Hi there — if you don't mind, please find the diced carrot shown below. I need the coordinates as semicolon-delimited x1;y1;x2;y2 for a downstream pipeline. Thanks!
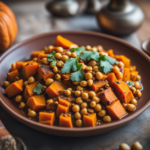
7;70;19;83
91;80;107;93
5;79;23;97
58;98;71;107
83;113;97;127
115;55;130;67
23;81;39;101
39;112;55;126
38;65;54;81
54;35;78;49
56;104;69;117
113;80;134;103
9;63;16;72
59;113;73;128
130;71;138;81
107;73;117;86
106;100;127;120
38;53;47;59
27;94;46;111
123;68;130;82
16;62;23;70
97;87;118;105
31;50;44;58
46;81;65;98
107;49;114;57
23;62;38;79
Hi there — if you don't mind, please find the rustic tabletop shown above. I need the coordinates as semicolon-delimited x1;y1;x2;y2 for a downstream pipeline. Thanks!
0;0;150;150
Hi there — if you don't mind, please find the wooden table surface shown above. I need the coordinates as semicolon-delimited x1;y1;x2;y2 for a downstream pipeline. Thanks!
0;0;150;150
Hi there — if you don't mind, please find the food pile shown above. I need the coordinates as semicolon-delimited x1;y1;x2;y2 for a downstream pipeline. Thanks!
3;35;142;128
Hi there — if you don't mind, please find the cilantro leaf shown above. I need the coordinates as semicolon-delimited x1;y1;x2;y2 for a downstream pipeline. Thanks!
33;83;43;95
61;58;78;73
77;63;82;70
127;81;134;87
70;70;84;82
47;57;54;62
99;55;118;65
99;60;113;74
52;60;57;66
47;51;56;62
71;47;84;55
80;51;99;61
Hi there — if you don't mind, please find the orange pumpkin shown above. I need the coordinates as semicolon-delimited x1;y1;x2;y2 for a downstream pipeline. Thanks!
0;1;17;51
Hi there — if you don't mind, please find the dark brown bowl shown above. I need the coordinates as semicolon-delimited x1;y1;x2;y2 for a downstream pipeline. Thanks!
0;31;150;137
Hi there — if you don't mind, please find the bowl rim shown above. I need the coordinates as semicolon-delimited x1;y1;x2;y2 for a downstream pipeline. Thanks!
0;30;150;133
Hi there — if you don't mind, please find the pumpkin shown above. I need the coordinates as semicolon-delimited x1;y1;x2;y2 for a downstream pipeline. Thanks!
0;1;17;51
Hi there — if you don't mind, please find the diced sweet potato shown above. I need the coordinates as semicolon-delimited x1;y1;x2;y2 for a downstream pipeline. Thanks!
106;100;127;120
9;63;16;72
39;112;55;125
59;113;73;128
16;62;23;70
27;94;46;111
56;104;69;117
23;81;39;101
91;80;107;93
23;62;38;79
130;71;138;81
5;79;23;97
97;87;118;105
83;113;97;127
31;50;44;58
61;73;71;80
107;49;114;57
46;81;65;98
115;55;130;67
107;73;117;86
54;35;78;49
38;65;54;81
129;66;136;72
7;70;19;83
113;80;134;103
123;68;130;82
58;98;71;107
38;53;47;59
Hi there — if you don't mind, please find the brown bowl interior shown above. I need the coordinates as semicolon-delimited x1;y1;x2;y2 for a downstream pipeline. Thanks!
0;31;150;137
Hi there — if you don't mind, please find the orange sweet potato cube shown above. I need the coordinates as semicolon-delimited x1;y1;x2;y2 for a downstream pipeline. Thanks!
91;80;107;92
123;68;130;82
38;53;47;59
38;65;54;81
129;66;136;72
113;81;134;103
98;87;118;105
27;94;46;111
130;71;138;81
56;104;69;117
46;81;65;98
83;113;97;127
61;73;71;80
59;114;73;128
5;79;23;97
58;98;71;107
115;55;130;67
23;62;38;79
107;73;117;86
16;62;23;70
31;50;44;58
7;70;19;83
107;49;114;57
23;81;39;101
107;100;127;120
39;112;55;125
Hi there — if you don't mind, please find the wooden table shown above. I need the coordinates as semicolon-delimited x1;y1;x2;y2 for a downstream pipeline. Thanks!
0;0;150;150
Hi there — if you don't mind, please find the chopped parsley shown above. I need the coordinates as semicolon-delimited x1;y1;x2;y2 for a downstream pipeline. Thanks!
127;81;134;87
33;83;43;94
47;51;56;66
80;51;99;61
71;47;84;55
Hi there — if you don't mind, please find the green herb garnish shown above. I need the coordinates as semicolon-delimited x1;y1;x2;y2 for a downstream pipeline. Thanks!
33;83;43;94
47;51;56;66
71;47;84;55
127;81;134;87
80;51;99;61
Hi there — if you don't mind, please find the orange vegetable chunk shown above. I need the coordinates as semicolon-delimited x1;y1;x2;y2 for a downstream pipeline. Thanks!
23;62;38;79
83;113;97;127
107;73;117;86
61;73;71;80
38;65;54;81
123;68;130;81
31;50;43;58
91;80;107;93
58;98;71;107
56;104;69;117
16;62;23;70
115;55;130;67
46;81;65;98
39;112;55;125
59;114;73;128
5;79;23;97
129;66;136;72
107;49;114;57
98;87;118;105
38;53;47;59
7;69;19;83
27;94;46;111
23;81;39;101
55;35;78;49
106;100;127;120
113;80;134;103
131;71;138;81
